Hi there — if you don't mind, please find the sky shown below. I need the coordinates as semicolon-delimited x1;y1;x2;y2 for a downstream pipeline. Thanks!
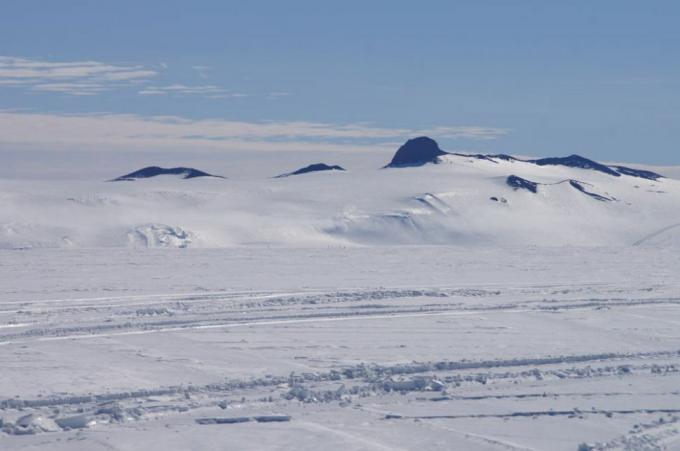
1;0;679;167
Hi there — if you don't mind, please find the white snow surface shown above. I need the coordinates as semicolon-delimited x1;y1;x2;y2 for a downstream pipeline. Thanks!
2;152;680;450
1;246;680;450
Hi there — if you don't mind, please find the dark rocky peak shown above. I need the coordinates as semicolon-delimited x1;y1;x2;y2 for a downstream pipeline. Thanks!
384;137;448;168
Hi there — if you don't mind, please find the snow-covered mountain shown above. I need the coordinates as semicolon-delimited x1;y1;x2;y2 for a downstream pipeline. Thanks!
1;137;678;249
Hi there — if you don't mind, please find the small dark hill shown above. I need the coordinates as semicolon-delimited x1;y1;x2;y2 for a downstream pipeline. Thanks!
506;175;539;193
384;137;448;168
111;166;224;181
529;155;621;177
275;163;346;178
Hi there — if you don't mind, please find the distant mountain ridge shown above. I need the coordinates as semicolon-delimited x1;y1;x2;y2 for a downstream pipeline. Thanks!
384;137;664;181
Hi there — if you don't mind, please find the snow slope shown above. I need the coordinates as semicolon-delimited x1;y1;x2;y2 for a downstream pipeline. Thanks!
0;140;678;248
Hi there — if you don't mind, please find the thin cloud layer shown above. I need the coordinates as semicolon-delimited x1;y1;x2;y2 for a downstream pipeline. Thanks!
0;111;509;152
0;56;157;95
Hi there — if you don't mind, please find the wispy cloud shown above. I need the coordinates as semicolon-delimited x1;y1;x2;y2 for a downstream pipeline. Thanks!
0;56;246;98
0;111;508;153
0;56;158;95
31;82;111;96
418;126;511;140
138;84;247;98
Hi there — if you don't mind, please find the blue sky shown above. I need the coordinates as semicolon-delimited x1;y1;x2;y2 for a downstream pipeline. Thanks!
1;0;679;164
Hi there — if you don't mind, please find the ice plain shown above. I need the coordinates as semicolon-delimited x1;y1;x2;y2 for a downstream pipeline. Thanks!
2;147;680;450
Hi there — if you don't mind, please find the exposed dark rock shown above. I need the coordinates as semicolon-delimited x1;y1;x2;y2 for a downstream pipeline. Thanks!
489;154;519;162
569;180;615;202
529;155;621;177
506;175;539;193
610;165;664;181
384;137;448;168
